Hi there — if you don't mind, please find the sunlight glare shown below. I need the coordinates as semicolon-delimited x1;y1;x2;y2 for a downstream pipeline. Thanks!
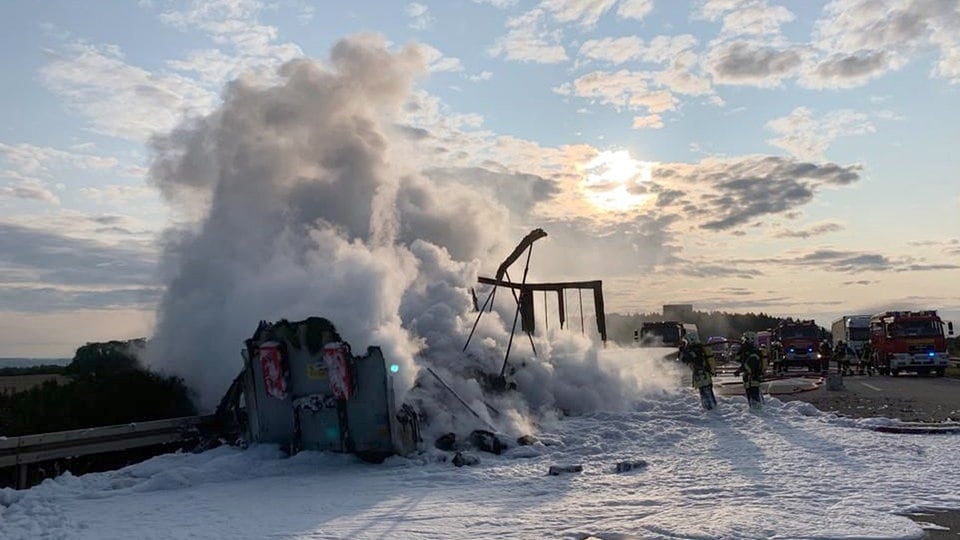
581;150;653;213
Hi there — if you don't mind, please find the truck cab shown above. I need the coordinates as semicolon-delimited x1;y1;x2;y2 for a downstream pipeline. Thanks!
870;310;953;376
638;321;683;347
775;320;824;372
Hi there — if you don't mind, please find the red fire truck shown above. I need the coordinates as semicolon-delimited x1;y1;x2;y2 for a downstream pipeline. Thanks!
774;319;825;371
869;310;954;377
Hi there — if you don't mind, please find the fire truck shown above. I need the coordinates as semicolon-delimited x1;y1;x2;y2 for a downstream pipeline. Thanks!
774;319;825;371
869;310;954;377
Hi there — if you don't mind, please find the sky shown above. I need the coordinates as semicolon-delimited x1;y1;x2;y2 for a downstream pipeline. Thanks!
1;0;959;357
2;349;959;538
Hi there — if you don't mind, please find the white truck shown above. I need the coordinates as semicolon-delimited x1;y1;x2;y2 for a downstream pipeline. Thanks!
831;315;871;356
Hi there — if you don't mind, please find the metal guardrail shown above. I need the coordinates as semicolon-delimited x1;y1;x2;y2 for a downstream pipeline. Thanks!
0;415;215;471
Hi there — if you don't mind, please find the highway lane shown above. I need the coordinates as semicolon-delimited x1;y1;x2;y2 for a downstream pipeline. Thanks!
777;372;960;422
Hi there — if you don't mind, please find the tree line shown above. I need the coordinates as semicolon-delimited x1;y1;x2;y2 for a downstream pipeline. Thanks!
606;310;803;345
0;339;196;437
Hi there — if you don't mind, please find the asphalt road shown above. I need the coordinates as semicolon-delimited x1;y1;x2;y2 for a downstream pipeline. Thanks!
776;372;960;422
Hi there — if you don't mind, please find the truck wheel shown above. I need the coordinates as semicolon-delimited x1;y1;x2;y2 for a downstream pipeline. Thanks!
936;368;945;377
891;368;900;377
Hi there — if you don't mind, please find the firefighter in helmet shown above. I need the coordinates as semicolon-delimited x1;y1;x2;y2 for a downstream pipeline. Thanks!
834;340;850;376
860;341;874;376
818;340;832;373
734;332;764;409
770;340;784;374
680;335;718;410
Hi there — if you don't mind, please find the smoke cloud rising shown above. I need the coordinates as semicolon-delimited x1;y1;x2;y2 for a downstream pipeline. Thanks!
145;34;677;438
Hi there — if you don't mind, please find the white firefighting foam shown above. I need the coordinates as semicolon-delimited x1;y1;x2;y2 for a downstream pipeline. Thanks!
143;34;659;439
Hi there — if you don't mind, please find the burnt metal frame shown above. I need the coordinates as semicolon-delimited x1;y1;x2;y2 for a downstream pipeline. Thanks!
462;229;607;379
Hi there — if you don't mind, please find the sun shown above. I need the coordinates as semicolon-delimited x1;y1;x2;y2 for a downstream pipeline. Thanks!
581;150;653;213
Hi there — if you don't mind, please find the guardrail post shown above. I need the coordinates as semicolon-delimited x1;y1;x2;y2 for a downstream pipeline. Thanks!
16;463;28;489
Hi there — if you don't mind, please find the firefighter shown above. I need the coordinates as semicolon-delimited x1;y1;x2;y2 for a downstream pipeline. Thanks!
860;341;874;376
681;336;718;410
818;340;832;373
834;340;850;376
734;333;764;410
677;337;689;364
771;341;784;374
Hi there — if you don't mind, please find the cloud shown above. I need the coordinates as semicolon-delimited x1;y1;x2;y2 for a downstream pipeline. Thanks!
578;36;645;64
158;0;303;64
651;156;861;231
766;107;877;160
406;3;434;31
706;40;805;86
617;0;654;20
907;238;960;257
0;142;118;174
802;0;960;87
773;221;844;239
896;263;960;272
0;176;60;205
467;71;493;82
159;0;304;85
554;70;679;114
732;247;960;275
746;248;893;273
41;0;310;141
417;43;464;72
0;222;157;287
671;259;764;279
540;0;654;26
541;0;619;27
40;42;218;141
424;167;560;216
488;9;569;63
0;286;162;312
574;34;712;110
472;0;517;6
695;0;795;37
632;114;665;129
642;34;701;63
79;184;158;204
0;143;126;206
801;51;894;89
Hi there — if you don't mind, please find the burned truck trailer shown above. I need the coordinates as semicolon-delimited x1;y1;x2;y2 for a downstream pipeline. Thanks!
220;317;420;461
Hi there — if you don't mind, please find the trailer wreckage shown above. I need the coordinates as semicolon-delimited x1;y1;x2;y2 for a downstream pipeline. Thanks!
216;317;421;462
216;229;609;462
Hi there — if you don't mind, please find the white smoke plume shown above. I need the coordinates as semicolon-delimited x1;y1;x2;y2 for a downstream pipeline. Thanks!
145;34;680;440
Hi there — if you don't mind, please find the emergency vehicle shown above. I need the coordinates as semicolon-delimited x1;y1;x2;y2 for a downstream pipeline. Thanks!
869;310;954;376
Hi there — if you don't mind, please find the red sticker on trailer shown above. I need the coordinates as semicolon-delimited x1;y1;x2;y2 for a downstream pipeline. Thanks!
259;342;288;399
323;342;352;400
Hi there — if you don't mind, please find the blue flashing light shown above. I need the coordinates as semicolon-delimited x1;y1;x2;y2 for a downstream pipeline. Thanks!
928;352;935;357
788;348;795;353
807;347;813;352
389;363;400;373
